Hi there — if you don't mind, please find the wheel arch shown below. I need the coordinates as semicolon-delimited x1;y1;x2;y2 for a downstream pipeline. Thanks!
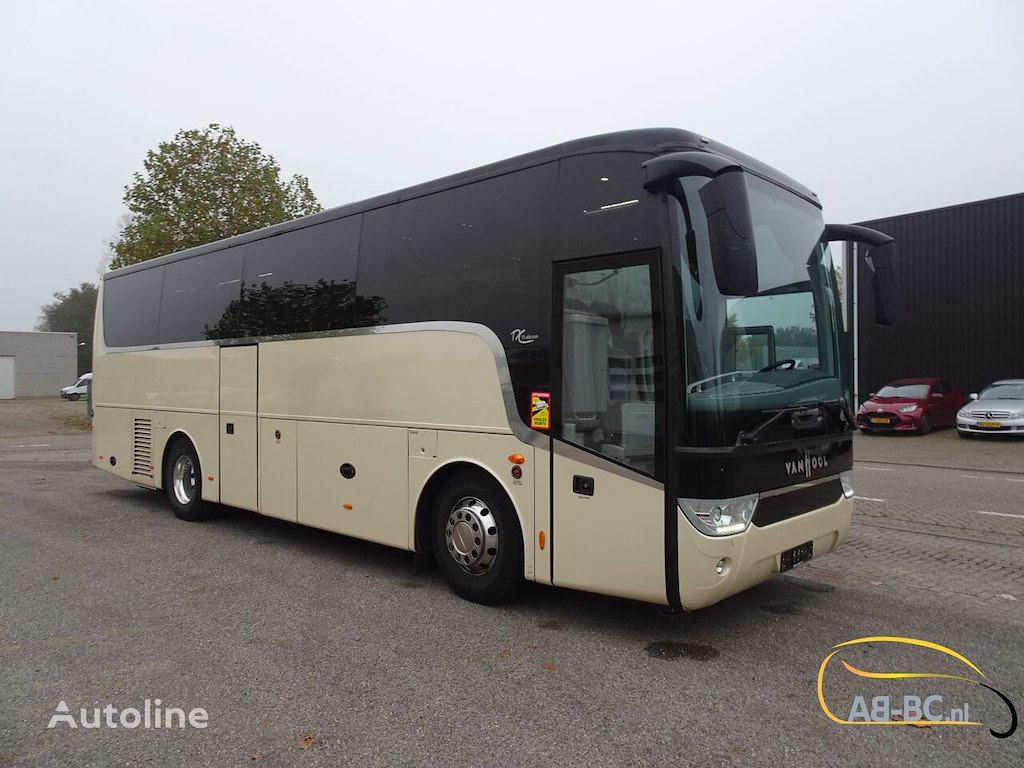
159;429;202;490
413;460;524;558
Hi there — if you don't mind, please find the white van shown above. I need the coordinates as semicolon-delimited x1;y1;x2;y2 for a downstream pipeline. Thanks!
60;372;92;401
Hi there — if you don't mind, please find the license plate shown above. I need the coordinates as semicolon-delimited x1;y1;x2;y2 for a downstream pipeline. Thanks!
781;541;814;572
869;417;890;424
978;421;1002;429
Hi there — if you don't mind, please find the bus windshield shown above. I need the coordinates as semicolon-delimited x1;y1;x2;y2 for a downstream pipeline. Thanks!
675;174;849;447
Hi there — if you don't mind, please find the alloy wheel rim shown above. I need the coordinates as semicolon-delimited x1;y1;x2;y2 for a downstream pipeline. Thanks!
172;455;195;506
445;496;499;575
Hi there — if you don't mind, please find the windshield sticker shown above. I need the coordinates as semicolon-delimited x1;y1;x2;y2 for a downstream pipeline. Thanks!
531;392;550;430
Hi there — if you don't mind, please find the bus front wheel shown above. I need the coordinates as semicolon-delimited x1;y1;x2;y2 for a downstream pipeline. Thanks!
432;472;524;605
164;438;208;522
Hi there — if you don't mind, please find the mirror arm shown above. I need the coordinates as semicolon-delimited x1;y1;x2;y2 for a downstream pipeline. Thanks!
821;223;893;247
641;152;741;190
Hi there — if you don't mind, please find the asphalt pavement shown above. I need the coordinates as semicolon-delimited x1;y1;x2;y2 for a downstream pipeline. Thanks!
0;429;1022;767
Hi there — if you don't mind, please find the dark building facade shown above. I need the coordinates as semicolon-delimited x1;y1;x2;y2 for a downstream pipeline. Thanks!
854;193;1023;402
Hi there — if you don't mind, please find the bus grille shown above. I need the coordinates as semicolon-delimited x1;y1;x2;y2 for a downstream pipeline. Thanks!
752;479;843;527
132;418;153;477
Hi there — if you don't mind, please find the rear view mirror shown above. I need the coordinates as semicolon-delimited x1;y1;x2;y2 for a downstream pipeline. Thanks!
970;393;978;400
865;241;897;326
699;171;758;297
642;152;757;297
821;224;896;327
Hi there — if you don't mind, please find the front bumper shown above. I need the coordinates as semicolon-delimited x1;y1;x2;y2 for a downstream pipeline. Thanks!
956;414;1024;435
677;494;852;610
857;411;921;431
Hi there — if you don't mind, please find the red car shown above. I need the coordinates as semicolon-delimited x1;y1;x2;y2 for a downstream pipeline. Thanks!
856;378;968;434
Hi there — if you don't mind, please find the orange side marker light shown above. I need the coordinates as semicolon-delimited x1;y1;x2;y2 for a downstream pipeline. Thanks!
207;476;214;482
539;531;546;550
508;454;526;465
343;503;353;510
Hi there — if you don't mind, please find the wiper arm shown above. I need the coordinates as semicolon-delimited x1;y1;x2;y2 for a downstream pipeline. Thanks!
816;398;853;428
737;405;807;446
736;399;847;446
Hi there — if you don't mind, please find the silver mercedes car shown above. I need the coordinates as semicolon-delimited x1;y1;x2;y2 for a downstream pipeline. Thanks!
956;379;1024;438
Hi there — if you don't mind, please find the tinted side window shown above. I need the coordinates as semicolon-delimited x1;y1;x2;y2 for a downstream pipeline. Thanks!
213;216;384;337
555;152;655;259
103;267;164;347
357;165;553;346
241;217;360;289
158;248;243;343
356;206;396;326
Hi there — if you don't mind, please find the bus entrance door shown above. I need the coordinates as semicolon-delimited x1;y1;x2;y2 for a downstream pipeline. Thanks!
550;257;667;605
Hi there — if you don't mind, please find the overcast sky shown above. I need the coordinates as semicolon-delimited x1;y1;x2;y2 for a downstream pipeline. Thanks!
1;0;1021;331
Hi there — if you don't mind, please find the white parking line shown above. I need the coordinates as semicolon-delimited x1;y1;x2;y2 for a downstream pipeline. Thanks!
858;467;896;472
1007;478;1024;483
973;510;1024;520
854;496;887;503
11;444;50;448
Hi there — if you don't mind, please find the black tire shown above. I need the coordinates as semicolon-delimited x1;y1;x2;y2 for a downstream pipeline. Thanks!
432;471;524;605
918;413;932;435
164;438;208;522
68;393;81;401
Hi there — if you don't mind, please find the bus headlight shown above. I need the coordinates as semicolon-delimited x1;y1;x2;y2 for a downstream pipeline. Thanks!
678;494;759;536
840;470;854;499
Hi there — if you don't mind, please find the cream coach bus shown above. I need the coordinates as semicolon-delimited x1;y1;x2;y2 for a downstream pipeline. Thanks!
92;128;895;610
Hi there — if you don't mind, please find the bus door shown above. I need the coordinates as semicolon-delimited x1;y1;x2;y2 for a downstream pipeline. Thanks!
550;255;668;605
219;345;259;512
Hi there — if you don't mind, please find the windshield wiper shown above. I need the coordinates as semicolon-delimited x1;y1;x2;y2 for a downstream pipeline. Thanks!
737;399;847;446
817;398;853;427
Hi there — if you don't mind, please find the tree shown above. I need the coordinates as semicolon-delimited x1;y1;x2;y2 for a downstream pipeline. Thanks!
774;325;818;347
36;283;97;374
109;124;321;269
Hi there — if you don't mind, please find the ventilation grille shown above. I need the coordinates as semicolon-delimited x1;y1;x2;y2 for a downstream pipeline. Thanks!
132;418;153;477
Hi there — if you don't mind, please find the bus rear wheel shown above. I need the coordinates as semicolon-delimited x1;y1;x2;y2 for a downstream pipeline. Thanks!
165;438;208;522
432;472;524;605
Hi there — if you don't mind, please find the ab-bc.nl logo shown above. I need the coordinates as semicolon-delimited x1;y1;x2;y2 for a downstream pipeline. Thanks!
817;636;1017;739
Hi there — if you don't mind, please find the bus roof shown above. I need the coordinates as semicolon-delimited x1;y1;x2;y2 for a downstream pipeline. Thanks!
105;127;818;279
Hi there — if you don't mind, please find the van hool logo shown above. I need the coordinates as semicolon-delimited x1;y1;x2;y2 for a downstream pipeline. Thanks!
817;636;1018;738
47;699;209;730
785;451;828;479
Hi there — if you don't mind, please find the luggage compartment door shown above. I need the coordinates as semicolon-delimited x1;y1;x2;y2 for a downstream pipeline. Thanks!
220;345;258;512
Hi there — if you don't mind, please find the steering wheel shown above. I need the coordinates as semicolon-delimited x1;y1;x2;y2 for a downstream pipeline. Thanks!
758;358;796;373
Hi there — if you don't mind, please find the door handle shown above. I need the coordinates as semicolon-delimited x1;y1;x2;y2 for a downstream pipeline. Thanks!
573;475;595;496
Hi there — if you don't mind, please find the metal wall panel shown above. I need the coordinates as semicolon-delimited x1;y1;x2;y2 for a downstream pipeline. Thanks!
856;194;1023;400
